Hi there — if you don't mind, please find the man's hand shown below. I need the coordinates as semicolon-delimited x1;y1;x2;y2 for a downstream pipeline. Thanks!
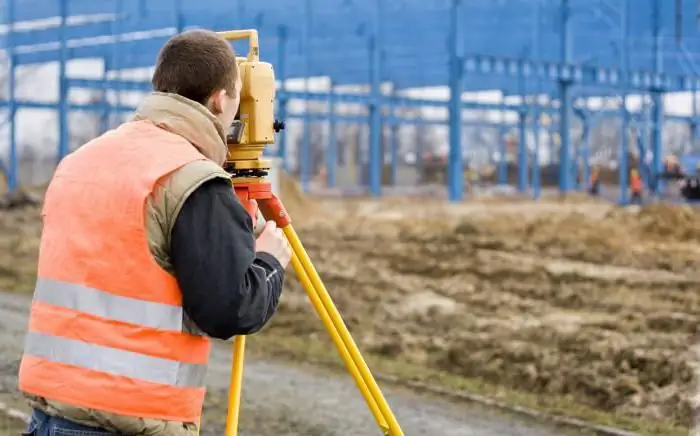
255;221;292;268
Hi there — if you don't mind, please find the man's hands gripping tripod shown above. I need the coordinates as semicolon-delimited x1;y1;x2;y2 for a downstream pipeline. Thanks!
256;221;292;268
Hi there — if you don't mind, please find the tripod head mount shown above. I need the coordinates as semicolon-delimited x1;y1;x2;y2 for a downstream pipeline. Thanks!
217;29;285;181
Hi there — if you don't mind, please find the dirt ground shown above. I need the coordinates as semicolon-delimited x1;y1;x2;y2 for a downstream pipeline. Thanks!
275;178;700;431
1;176;699;433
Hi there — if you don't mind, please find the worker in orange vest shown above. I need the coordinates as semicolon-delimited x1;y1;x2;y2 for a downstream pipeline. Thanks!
18;30;292;435
588;165;601;196
630;168;643;204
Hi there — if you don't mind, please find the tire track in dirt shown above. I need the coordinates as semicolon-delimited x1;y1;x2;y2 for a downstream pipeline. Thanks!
0;291;573;436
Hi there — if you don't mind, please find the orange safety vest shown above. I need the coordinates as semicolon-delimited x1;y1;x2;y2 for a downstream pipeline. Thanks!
630;173;642;192
18;120;213;423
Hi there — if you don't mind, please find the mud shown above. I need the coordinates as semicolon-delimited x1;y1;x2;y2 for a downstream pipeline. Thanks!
269;193;700;430
1;177;699;432
0;203;42;294
0;416;24;436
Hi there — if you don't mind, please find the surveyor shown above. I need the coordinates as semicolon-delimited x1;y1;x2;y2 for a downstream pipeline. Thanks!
588;165;601;196
17;29;292;436
630;168;643;204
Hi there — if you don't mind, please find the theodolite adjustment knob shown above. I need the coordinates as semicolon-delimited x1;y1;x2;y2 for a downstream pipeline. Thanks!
273;120;286;132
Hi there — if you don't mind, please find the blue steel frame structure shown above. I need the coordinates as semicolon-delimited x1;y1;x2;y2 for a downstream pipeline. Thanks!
1;0;700;203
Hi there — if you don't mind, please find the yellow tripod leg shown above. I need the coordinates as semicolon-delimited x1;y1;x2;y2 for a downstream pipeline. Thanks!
288;251;389;432
282;224;404;436
224;245;389;435
225;336;247;436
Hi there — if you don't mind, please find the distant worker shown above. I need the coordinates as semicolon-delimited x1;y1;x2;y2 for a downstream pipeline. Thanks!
588;165;601;196
17;30;292;435
664;155;677;174
630;168;643;204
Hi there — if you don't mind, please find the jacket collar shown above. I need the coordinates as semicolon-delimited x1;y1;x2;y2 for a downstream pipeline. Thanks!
133;92;228;166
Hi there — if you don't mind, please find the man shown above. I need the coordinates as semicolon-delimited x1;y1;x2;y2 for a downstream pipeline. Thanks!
630;168;643;204
588;165;601;196
18;29;292;435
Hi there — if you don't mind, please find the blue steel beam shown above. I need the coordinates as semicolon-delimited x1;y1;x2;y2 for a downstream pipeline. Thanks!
463;54;700;93
1;55;689;97
6;1;700;62
63;78;699;125
0;97;520;128
7;34;540;93
7;1;700;92
5;8;700;105
7;0;700;200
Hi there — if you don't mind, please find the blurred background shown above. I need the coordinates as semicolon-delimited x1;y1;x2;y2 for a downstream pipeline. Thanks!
1;0;700;203
0;1;700;436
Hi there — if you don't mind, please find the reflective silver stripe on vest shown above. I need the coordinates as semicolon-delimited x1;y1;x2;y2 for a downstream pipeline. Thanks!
24;332;206;388
34;278;183;332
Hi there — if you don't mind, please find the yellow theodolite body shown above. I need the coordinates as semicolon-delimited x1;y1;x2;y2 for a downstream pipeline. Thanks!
232;56;276;157
218;30;284;170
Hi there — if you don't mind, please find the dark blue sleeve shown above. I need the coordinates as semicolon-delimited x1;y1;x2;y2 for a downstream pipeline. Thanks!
169;177;285;340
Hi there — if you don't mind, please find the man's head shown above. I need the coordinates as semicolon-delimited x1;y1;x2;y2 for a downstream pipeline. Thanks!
152;29;242;128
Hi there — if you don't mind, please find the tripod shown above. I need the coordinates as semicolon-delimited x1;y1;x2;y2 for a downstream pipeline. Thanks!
223;160;404;436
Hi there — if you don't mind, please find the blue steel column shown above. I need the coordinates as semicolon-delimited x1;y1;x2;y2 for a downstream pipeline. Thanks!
390;87;399;185
530;0;543;199
518;111;528;191
100;58;110;133
650;0;663;196
300;0;312;192
275;26;289;171
447;0;464;201
637;122;649;188
498;125;507;185
532;105;541;199
558;0;573;194
651;95;663;194
692;88;698;151
497;90;507;186
618;0;630;204
6;0;17;192
58;0;69;161
112;0;124;128
175;1;184;35
516;66;528;192
580;116;590;191
367;0;384;197
326;82;337;187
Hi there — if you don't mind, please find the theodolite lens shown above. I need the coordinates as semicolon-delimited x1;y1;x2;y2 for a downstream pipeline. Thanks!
227;120;244;144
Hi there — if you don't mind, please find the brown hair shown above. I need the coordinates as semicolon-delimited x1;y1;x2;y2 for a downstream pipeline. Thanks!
152;29;238;106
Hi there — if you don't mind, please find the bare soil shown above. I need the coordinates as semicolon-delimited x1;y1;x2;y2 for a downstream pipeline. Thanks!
270;194;700;431
1;182;699;433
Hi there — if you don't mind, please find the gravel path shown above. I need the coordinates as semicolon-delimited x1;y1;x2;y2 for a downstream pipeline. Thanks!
0;291;573;436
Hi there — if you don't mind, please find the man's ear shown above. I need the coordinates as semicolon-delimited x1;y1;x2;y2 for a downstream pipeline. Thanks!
208;89;227;115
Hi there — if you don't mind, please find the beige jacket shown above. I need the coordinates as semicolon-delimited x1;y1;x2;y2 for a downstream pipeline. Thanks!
27;92;233;435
